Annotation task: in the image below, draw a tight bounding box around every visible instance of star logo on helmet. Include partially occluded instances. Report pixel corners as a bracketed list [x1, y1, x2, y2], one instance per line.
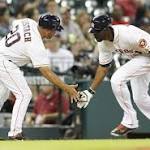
[138, 39, 147, 48]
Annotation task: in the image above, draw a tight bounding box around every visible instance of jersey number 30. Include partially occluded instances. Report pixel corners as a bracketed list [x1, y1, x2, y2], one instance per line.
[5, 25, 21, 47]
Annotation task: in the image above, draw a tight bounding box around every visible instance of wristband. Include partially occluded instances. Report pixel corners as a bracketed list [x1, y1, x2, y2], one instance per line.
[88, 87, 96, 95]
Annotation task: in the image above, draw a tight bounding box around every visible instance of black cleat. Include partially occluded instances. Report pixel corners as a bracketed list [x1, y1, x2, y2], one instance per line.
[8, 132, 25, 140]
[111, 124, 137, 137]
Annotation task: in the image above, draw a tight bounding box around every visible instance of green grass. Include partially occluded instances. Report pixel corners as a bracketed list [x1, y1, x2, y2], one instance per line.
[1, 139, 150, 150]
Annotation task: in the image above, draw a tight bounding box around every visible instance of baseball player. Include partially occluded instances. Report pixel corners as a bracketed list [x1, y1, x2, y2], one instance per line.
[0, 14, 79, 140]
[77, 14, 150, 136]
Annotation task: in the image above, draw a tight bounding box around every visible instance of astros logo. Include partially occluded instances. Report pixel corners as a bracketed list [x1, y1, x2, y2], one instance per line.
[138, 39, 147, 48]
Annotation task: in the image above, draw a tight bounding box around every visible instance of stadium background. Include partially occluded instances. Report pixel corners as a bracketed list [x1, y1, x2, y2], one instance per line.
[0, 0, 149, 142]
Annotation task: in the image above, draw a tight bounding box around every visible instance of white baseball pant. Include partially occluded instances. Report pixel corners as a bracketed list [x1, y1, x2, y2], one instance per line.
[111, 55, 150, 129]
[0, 57, 32, 137]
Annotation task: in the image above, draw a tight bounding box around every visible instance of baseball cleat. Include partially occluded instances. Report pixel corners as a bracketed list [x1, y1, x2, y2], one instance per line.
[8, 132, 25, 140]
[110, 124, 137, 137]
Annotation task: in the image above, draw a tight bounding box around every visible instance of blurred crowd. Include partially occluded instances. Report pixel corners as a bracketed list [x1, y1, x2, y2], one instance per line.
[0, 0, 149, 132]
[0, 0, 149, 77]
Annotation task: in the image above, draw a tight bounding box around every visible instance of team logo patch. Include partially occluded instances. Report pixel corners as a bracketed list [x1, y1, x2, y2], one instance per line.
[138, 39, 147, 48]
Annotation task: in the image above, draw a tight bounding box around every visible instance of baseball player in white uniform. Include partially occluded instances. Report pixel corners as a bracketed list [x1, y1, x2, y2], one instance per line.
[77, 14, 150, 136]
[0, 14, 79, 140]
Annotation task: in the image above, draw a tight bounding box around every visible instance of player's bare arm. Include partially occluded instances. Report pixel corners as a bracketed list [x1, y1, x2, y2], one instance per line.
[77, 65, 110, 108]
[39, 66, 79, 102]
[90, 65, 110, 91]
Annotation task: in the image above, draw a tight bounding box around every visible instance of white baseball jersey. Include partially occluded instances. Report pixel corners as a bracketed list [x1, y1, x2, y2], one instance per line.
[98, 25, 150, 65]
[0, 18, 50, 137]
[99, 25, 150, 129]
[0, 18, 49, 68]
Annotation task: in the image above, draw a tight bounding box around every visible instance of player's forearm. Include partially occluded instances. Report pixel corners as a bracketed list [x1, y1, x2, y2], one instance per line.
[90, 65, 109, 91]
[39, 67, 68, 92]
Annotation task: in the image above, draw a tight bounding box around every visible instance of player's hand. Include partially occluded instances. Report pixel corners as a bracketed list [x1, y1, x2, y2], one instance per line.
[65, 84, 80, 103]
[77, 90, 94, 108]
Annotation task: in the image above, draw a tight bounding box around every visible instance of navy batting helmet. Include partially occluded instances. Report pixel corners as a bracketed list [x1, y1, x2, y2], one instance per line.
[39, 14, 63, 32]
[89, 14, 111, 33]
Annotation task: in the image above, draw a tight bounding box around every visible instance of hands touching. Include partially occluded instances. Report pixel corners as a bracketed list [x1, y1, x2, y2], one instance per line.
[77, 88, 95, 108]
[64, 84, 95, 109]
[65, 84, 80, 102]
